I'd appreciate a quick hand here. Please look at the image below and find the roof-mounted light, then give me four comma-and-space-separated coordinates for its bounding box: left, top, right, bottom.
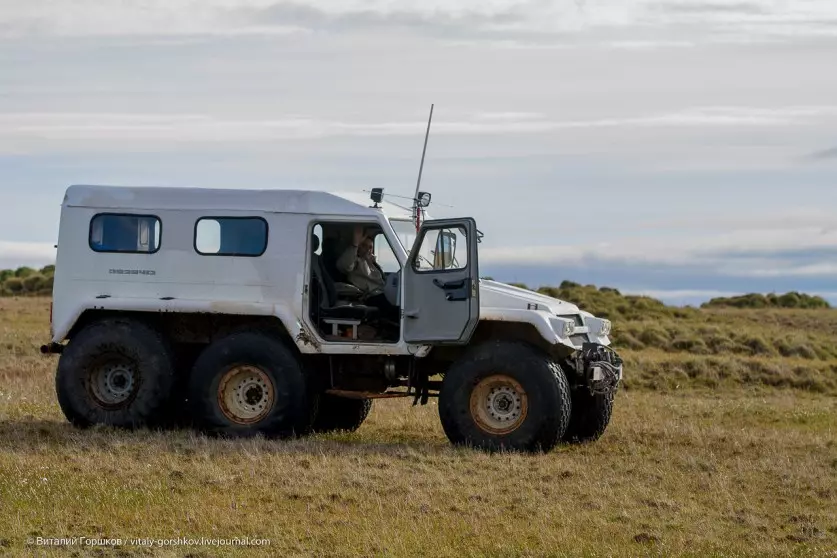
370, 188, 384, 207
416, 191, 431, 208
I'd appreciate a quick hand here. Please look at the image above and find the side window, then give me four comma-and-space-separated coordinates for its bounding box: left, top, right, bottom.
195, 217, 267, 256
412, 226, 468, 272
89, 213, 161, 253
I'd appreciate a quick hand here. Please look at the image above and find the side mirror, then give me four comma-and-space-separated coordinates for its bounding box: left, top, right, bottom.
434, 229, 457, 269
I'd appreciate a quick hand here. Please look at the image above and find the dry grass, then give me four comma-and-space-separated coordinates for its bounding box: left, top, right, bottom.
1, 297, 836, 557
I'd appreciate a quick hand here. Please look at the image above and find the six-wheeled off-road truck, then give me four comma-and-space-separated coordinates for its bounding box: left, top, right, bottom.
41, 185, 623, 452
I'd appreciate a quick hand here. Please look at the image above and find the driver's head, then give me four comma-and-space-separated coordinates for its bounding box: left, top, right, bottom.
358, 236, 374, 258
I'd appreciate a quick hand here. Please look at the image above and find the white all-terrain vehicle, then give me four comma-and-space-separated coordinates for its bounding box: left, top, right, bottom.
42, 185, 622, 452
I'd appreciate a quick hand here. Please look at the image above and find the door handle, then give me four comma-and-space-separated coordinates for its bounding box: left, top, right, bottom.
404, 309, 420, 319
432, 277, 469, 301
433, 278, 465, 290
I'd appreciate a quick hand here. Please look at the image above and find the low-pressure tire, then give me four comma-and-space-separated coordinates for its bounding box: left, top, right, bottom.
439, 341, 571, 453
55, 319, 175, 429
188, 332, 311, 438
312, 395, 372, 433
563, 389, 615, 443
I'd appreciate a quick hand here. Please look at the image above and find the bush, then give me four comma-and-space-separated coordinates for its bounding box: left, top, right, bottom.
22, 274, 45, 292
639, 327, 670, 349
14, 266, 35, 278
743, 335, 775, 356
702, 292, 830, 309
672, 337, 710, 355
5, 277, 24, 293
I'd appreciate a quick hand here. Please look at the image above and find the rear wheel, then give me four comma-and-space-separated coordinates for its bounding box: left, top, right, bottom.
563, 389, 615, 443
313, 395, 372, 433
439, 341, 571, 453
188, 332, 311, 438
55, 318, 175, 428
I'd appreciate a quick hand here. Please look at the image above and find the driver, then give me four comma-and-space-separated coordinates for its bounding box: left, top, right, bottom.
337, 226, 385, 293
337, 226, 398, 321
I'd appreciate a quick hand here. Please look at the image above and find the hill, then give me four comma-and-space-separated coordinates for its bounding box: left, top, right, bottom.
489, 280, 837, 394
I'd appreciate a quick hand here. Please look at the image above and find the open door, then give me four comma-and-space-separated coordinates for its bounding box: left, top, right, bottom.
402, 218, 479, 344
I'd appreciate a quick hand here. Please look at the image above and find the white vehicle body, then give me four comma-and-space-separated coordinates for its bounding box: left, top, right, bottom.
51, 185, 612, 356
46, 184, 623, 451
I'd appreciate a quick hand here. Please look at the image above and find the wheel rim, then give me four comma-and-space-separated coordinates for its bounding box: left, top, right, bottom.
217, 365, 274, 425
470, 374, 528, 435
88, 358, 139, 408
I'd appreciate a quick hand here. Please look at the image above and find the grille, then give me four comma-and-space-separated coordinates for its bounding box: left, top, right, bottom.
558, 314, 584, 327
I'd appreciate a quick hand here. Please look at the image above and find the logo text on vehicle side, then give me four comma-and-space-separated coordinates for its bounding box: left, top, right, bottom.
109, 269, 156, 276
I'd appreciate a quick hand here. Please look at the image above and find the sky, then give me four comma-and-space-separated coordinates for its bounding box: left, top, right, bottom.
1, 0, 836, 305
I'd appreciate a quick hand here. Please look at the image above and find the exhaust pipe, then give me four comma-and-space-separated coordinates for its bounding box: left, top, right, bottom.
40, 343, 64, 355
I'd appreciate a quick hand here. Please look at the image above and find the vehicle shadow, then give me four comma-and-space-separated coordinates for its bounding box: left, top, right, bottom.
0, 418, 453, 458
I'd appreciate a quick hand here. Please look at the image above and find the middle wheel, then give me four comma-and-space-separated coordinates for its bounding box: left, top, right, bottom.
188, 332, 311, 438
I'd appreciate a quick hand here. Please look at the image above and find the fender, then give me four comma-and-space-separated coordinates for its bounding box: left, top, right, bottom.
478, 307, 578, 351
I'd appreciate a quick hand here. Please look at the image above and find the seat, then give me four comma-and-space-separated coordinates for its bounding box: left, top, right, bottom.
310, 235, 378, 323
321, 236, 349, 283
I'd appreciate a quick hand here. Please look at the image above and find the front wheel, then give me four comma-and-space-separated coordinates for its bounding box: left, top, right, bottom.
438, 341, 571, 453
563, 389, 615, 443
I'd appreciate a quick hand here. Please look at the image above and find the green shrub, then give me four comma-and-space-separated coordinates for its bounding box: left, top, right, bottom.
743, 335, 775, 356
702, 291, 830, 309
612, 332, 644, 351
638, 327, 670, 349
22, 274, 45, 292
5, 277, 24, 293
672, 337, 710, 355
14, 266, 35, 278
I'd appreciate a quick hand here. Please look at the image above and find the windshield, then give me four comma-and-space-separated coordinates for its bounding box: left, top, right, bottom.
386, 217, 439, 270
388, 218, 419, 250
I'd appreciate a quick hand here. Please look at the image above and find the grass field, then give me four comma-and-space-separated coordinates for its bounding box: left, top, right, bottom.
1, 297, 836, 557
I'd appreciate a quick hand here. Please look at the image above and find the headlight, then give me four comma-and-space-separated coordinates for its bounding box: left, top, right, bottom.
564, 320, 575, 336
600, 319, 612, 336
549, 317, 575, 337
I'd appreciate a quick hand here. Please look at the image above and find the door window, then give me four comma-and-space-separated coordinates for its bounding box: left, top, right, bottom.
412, 226, 468, 272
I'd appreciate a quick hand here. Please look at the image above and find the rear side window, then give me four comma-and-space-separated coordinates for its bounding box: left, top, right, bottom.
89, 213, 161, 253
195, 217, 268, 257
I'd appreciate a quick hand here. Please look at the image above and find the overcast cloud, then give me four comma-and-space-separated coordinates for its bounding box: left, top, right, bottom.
0, 0, 835, 304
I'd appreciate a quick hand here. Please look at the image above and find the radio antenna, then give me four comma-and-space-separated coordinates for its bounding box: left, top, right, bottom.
413, 103, 434, 231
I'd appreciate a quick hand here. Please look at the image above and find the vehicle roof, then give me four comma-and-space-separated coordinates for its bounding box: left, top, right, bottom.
63, 184, 417, 219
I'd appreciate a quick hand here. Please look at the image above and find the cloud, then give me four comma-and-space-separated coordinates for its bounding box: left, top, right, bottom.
240, 1, 530, 40
480, 224, 837, 279
2, 0, 837, 45
805, 146, 837, 161
648, 1, 765, 16
3, 106, 835, 151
